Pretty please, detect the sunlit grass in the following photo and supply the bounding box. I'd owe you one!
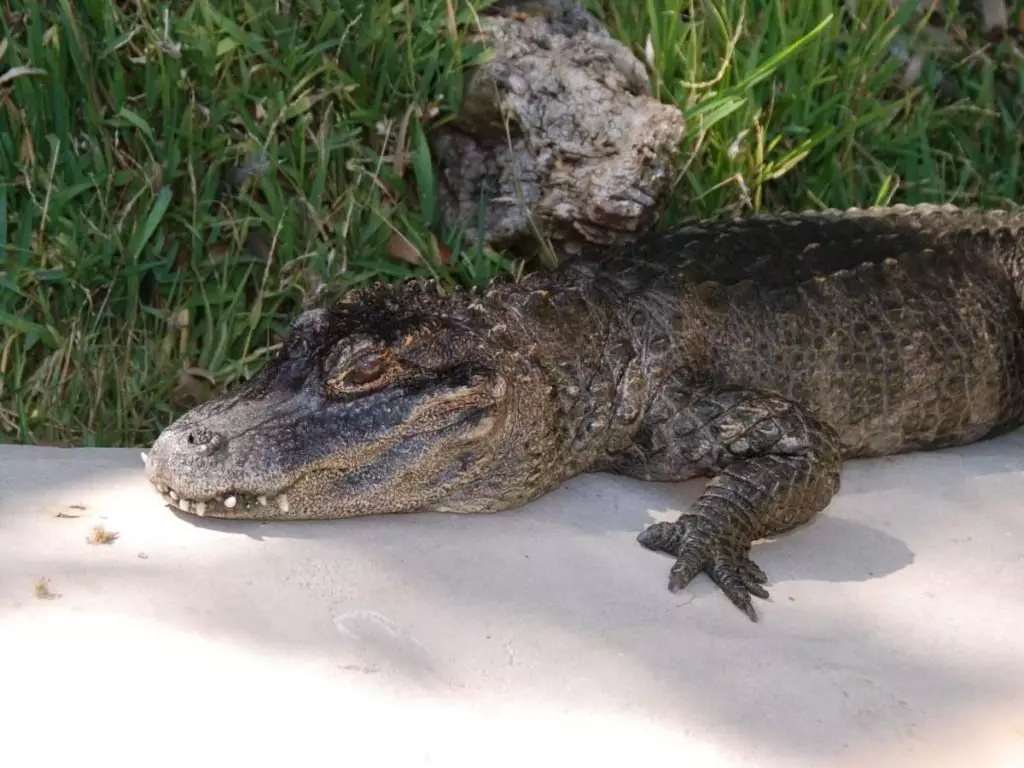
[1,0,1022,446]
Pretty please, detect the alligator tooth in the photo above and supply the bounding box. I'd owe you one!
[224,495,237,509]
[194,501,206,516]
[257,496,268,506]
[277,495,290,513]
[140,451,149,465]
[179,499,190,512]
[169,490,179,501]
[156,483,168,493]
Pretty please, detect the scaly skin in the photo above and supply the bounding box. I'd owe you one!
[144,203,1024,620]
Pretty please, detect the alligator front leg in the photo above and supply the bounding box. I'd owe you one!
[620,389,843,621]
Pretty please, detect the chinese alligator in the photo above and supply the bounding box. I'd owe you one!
[144,203,1024,620]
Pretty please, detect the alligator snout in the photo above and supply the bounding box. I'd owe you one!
[141,419,249,517]
[143,418,231,490]
[150,422,228,462]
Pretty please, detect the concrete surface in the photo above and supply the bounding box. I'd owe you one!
[1,438,1022,768]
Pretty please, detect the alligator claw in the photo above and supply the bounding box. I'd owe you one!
[637,520,686,553]
[638,518,771,622]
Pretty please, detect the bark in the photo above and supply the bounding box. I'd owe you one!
[431,0,686,260]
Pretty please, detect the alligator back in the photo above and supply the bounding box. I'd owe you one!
[569,205,1024,458]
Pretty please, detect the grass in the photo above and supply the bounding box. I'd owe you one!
[1,0,1022,447]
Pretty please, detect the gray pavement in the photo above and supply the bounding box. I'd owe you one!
[1,438,1022,767]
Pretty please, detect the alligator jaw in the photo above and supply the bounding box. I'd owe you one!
[141,452,292,518]
[149,481,291,518]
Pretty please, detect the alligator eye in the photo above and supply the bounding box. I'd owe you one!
[343,356,386,387]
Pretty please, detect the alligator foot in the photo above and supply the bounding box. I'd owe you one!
[621,389,845,621]
[638,517,770,621]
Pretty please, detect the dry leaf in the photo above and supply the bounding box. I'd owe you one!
[19,128,34,166]
[171,307,191,357]
[0,65,47,87]
[435,240,453,265]
[391,104,416,179]
[150,160,164,192]
[182,366,215,384]
[86,524,119,545]
[172,366,215,405]
[172,245,190,271]
[248,100,267,122]
[388,231,423,265]
[34,578,60,600]
[387,232,452,266]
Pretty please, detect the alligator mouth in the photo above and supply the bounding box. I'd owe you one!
[154,484,293,517]
[142,451,293,518]
[140,400,498,519]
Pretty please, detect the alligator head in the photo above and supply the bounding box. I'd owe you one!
[143,280,560,521]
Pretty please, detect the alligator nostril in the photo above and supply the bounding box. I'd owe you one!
[183,426,225,454]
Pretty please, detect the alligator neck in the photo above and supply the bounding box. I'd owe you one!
[463,265,648,474]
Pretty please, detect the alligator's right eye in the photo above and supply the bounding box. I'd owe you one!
[326,350,392,396]
[343,356,385,387]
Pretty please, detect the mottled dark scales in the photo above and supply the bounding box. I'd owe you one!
[144,204,1024,621]
[609,388,842,620]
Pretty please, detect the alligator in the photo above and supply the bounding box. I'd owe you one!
[143,203,1024,621]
